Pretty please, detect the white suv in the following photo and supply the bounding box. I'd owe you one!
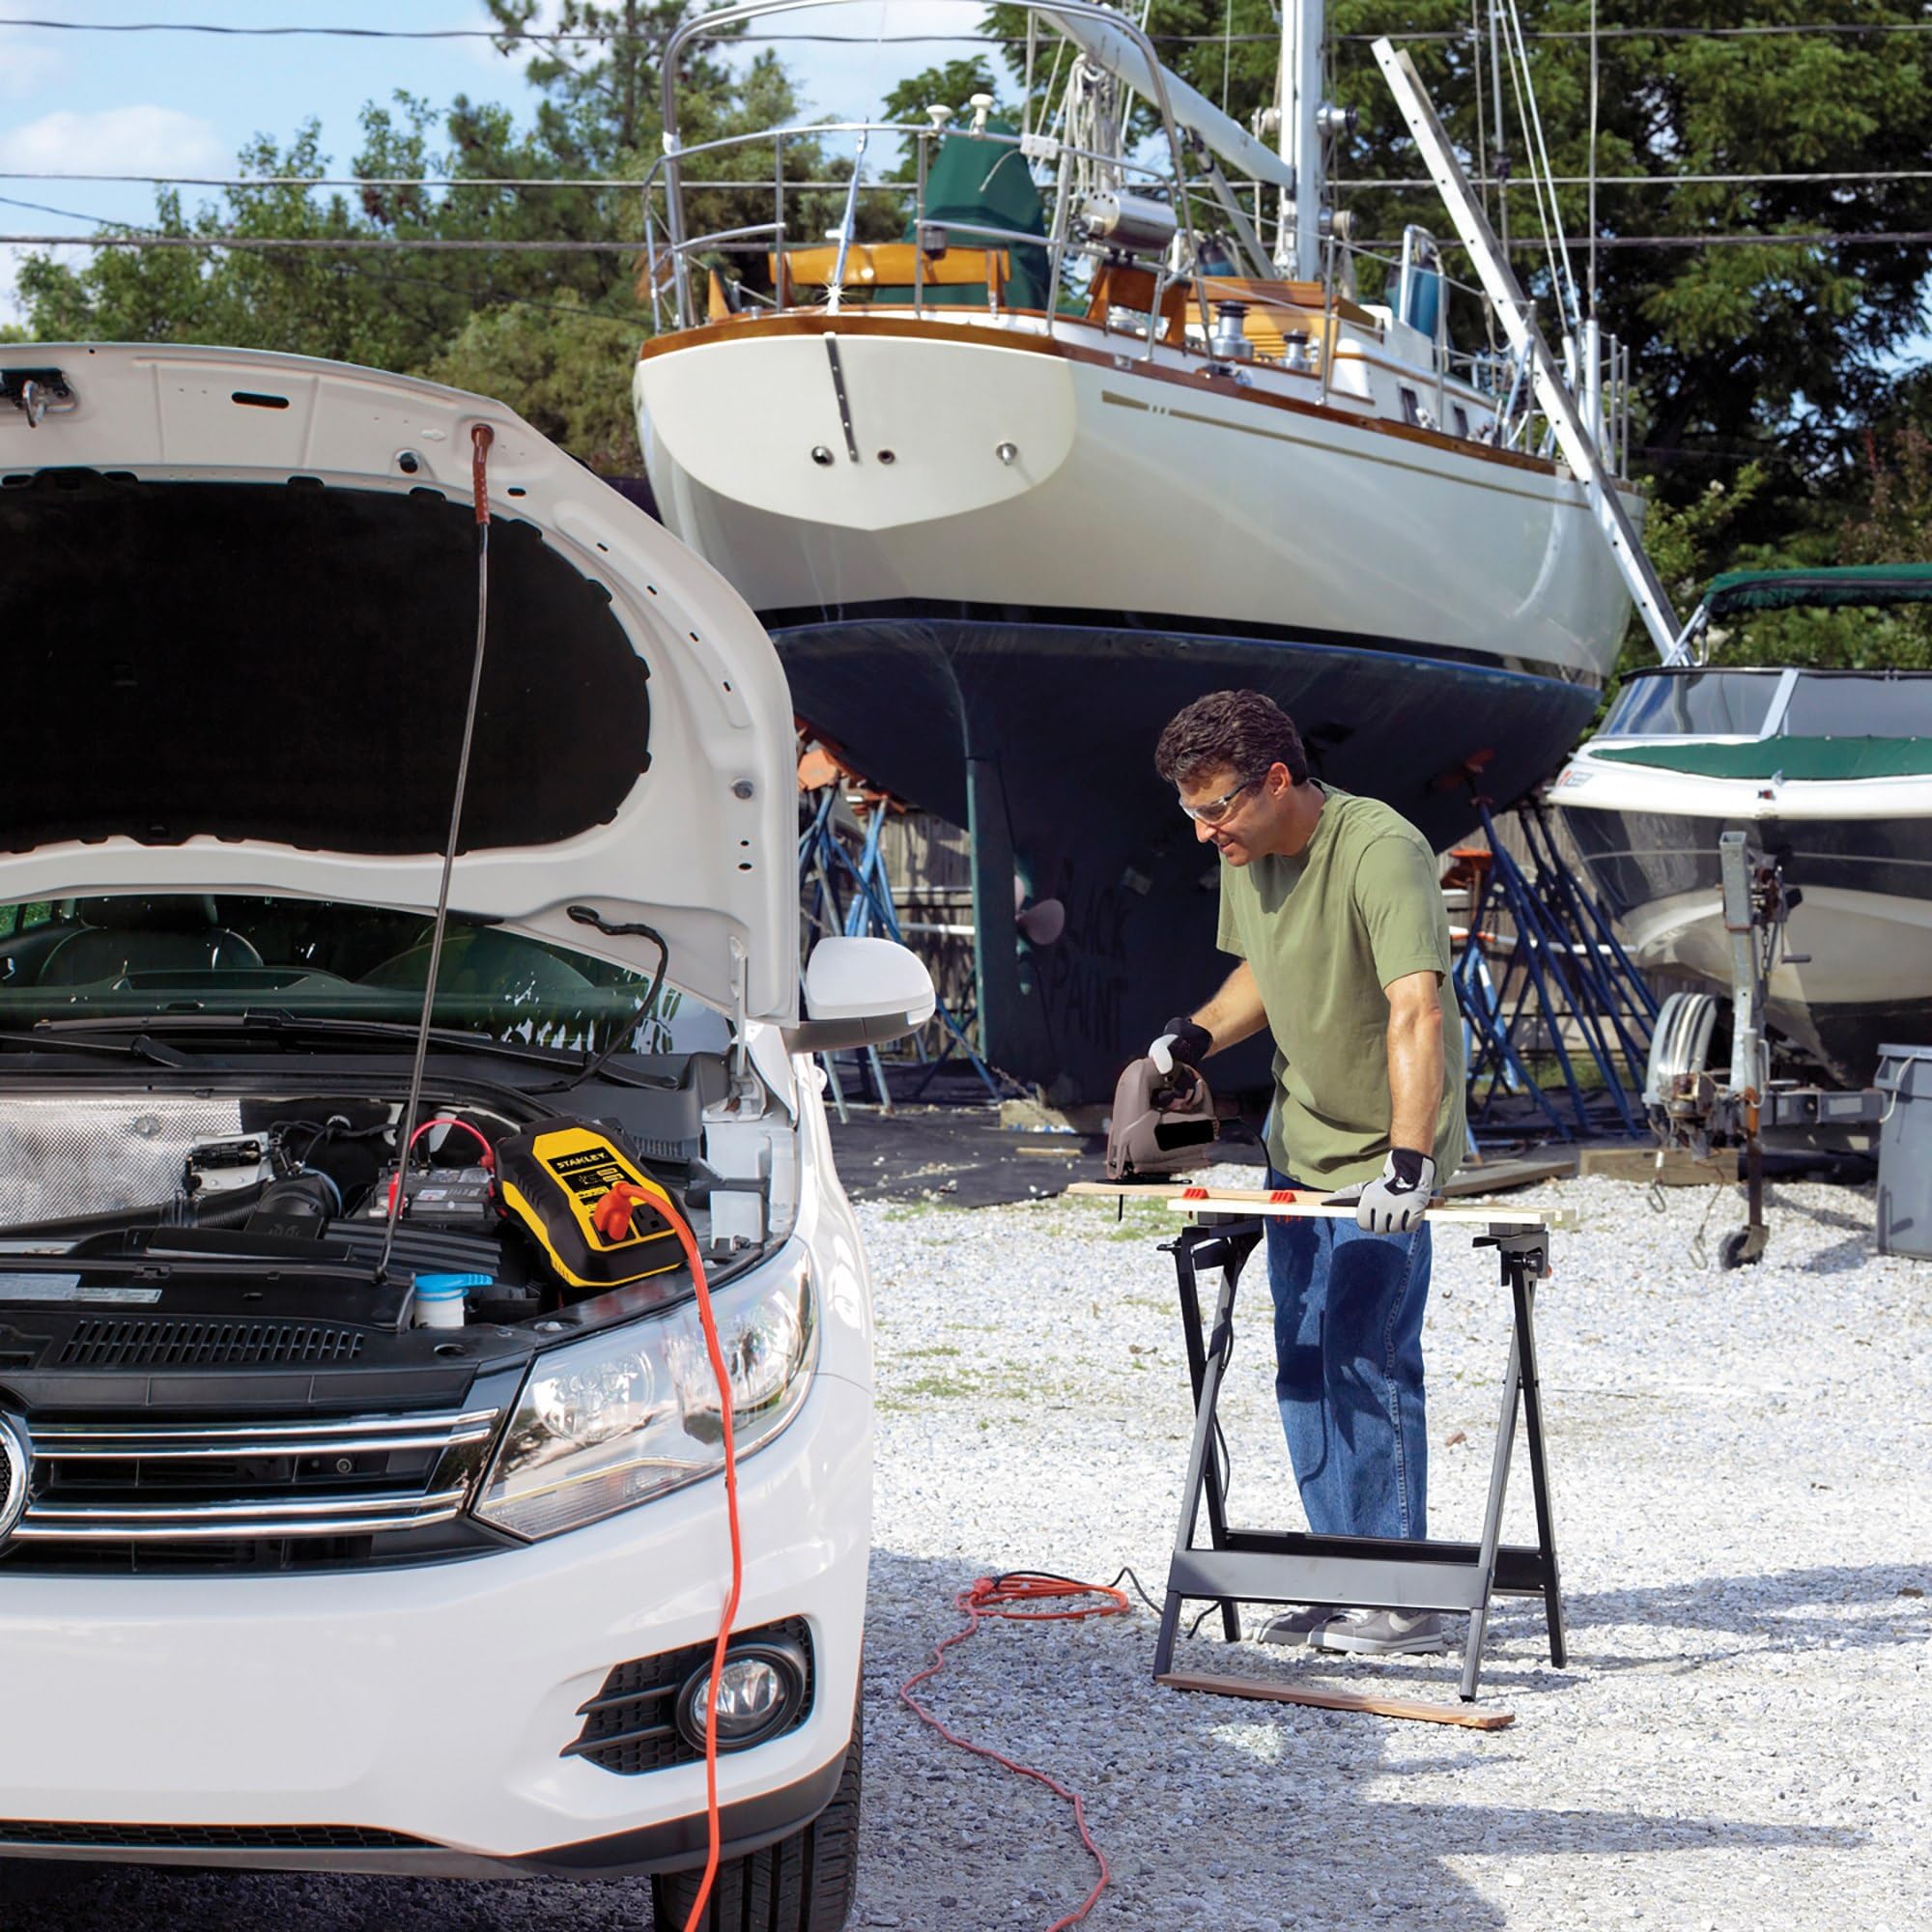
[0,345,929,1930]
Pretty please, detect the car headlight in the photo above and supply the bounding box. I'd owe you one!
[473,1246,816,1541]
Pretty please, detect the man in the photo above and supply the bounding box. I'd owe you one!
[1150,689,1465,1659]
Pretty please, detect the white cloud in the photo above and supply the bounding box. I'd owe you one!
[0,105,227,180]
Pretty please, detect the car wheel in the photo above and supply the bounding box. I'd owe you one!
[651,1702,861,1932]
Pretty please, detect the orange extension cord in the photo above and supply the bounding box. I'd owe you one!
[605,1184,740,1932]
[899,1573,1132,1932]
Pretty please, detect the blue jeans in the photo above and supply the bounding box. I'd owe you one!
[1263,1166,1431,1542]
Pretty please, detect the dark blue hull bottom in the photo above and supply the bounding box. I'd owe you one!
[773,609,1601,1102]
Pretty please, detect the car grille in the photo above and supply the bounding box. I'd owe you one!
[0,1820,432,1852]
[9,1406,504,1559]
[564,1616,815,1776]
[58,1320,367,1368]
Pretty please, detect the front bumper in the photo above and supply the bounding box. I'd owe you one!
[0,1367,870,1877]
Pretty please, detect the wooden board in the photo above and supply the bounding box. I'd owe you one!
[1578,1146,1737,1185]
[1440,1152,1578,1198]
[1158,1669,1514,1729]
[1065,1180,1576,1231]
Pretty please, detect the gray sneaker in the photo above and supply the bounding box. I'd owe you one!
[1310,1608,1447,1657]
[1256,1605,1340,1647]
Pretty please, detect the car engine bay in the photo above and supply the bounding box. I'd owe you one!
[0,1056,797,1377]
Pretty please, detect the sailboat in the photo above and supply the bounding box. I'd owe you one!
[633,1,1644,1099]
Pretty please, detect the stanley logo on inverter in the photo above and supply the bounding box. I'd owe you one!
[497,1120,683,1290]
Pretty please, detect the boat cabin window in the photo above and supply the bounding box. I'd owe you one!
[1779,672,1932,739]
[1602,670,1783,738]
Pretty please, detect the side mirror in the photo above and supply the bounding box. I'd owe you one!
[784,936,937,1053]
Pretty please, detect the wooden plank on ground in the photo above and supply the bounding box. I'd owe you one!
[1577,1146,1736,1185]
[1158,1669,1514,1729]
[1439,1152,1577,1198]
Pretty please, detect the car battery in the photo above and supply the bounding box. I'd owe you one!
[368,1163,498,1230]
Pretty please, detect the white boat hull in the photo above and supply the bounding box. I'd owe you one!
[635,313,1635,679]
[1555,756,1932,1081]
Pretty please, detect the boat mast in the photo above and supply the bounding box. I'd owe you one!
[1279,0,1323,279]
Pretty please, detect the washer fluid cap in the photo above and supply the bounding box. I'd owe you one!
[415,1271,492,1300]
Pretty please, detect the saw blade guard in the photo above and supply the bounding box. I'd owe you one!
[1104,1056,1222,1181]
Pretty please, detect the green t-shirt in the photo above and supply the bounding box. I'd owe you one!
[1215,783,1465,1186]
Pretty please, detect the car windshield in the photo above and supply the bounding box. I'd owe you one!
[1601,670,1784,738]
[0,895,715,1054]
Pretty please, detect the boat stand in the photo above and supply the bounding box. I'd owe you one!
[1152,1209,1565,1703]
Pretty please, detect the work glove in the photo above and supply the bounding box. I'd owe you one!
[1149,1016,1212,1077]
[1323,1149,1437,1235]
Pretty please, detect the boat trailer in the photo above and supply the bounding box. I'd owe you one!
[1643,831,1887,1267]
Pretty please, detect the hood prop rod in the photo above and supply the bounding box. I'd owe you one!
[377,422,496,1287]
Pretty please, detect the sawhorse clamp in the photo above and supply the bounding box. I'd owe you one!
[1150,1201,1566,1704]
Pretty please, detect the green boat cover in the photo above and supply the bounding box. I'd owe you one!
[1702,564,1932,618]
[1597,738,1932,781]
[881,121,1051,311]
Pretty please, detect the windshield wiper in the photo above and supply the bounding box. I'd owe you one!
[27,1011,677,1086]
[0,1027,194,1068]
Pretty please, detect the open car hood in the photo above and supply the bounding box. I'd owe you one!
[0,345,799,1022]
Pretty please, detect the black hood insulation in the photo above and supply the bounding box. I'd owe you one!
[0,470,651,855]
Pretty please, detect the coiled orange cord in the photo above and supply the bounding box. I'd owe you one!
[899,1573,1131,1932]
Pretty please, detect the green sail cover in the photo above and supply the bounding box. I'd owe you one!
[881,121,1051,311]
[1702,564,1932,619]
[1597,738,1932,781]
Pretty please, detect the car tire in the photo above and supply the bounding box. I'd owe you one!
[650,1703,861,1932]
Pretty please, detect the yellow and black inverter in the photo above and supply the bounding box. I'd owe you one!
[497,1119,684,1290]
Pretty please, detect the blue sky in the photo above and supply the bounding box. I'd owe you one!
[0,1,1001,322]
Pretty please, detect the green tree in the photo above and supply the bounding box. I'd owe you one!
[430,297,644,470]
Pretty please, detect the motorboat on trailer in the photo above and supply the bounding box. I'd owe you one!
[634,1,1646,1099]
[1553,564,1932,1088]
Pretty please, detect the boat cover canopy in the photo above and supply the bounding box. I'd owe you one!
[1703,563,1932,617]
[1597,738,1932,781]
[894,122,1050,310]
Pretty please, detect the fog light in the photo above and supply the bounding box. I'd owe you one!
[675,1638,807,1751]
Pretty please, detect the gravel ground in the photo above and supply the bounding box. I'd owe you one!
[4,1166,1925,1930]
[852,1166,1929,1932]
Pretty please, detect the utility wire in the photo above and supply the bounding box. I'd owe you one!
[0,16,1929,43]
[12,169,1931,192]
[9,231,1930,252]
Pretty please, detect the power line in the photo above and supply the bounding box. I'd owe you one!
[0,14,1928,43]
[10,168,1931,193]
[0,235,645,251]
[8,230,1930,253]
[1336,172,1932,188]
[0,174,650,190]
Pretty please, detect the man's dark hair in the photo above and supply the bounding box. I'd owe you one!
[1154,690,1309,789]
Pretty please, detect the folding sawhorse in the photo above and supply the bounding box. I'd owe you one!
[1068,1186,1567,1705]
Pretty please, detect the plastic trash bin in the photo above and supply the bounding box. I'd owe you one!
[1875,1042,1932,1259]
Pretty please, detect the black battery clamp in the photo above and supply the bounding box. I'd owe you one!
[496,1118,683,1290]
